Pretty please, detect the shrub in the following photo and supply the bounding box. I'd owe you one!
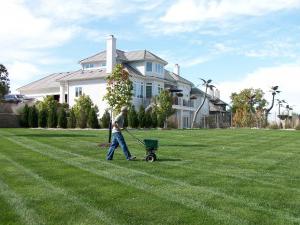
[145,110,152,128]
[157,112,165,128]
[47,105,57,128]
[28,105,38,128]
[58,107,67,128]
[67,108,76,128]
[151,110,158,128]
[295,124,300,130]
[88,107,99,129]
[101,110,111,128]
[268,123,279,130]
[123,113,128,128]
[20,104,29,127]
[73,95,93,129]
[38,107,47,128]
[138,105,146,128]
[128,105,139,128]
[77,110,87,128]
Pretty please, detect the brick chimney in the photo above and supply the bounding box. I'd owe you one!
[106,35,116,74]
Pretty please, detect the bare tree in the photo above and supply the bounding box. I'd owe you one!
[191,78,214,128]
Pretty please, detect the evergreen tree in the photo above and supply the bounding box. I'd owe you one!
[28,105,38,128]
[0,64,10,98]
[88,107,99,129]
[58,107,67,128]
[128,105,139,128]
[38,107,47,128]
[101,110,111,128]
[20,104,29,127]
[77,110,87,128]
[68,108,76,128]
[157,112,165,128]
[47,105,57,128]
[123,113,128,128]
[145,110,152,128]
[151,110,158,128]
[138,105,146,128]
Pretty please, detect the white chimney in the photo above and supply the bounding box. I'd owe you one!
[215,89,220,99]
[174,64,180,75]
[106,35,116,74]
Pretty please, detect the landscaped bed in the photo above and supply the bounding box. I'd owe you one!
[0,128,299,225]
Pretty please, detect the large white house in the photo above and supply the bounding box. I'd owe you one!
[17,35,228,128]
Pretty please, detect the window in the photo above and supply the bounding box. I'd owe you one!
[155,63,164,74]
[157,84,163,94]
[146,62,152,72]
[133,83,137,97]
[75,87,82,97]
[139,82,144,98]
[99,62,106,67]
[146,83,152,98]
[84,63,94,69]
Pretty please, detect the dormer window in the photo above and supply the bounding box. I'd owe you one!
[146,62,152,72]
[84,63,94,69]
[155,63,164,74]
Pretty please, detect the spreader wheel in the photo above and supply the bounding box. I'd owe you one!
[146,153,156,162]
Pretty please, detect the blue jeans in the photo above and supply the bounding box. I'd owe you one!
[106,132,131,160]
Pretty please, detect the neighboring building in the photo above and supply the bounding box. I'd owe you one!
[17,35,228,128]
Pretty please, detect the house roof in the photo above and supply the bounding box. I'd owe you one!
[79,49,168,65]
[57,64,145,82]
[191,87,229,106]
[17,71,74,93]
[164,70,193,86]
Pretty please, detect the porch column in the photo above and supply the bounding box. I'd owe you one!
[59,83,65,104]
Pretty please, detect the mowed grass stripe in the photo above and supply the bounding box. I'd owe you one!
[0,137,206,225]
[33,132,300,222]
[0,177,45,225]
[0,152,121,225]
[2,131,300,224]
[1,131,248,225]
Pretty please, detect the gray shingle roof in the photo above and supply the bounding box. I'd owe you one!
[17,71,74,92]
[164,70,193,85]
[57,69,106,82]
[57,64,145,82]
[79,49,168,65]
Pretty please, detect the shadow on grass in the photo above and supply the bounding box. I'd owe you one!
[160,144,208,147]
[15,134,97,138]
[158,158,182,162]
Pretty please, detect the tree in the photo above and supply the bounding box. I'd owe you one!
[38,106,47,128]
[145,110,152,128]
[138,105,146,128]
[265,86,280,126]
[156,90,175,128]
[88,107,99,129]
[47,105,57,128]
[68,108,76,128]
[58,107,67,128]
[192,79,214,128]
[0,64,10,98]
[73,94,93,128]
[151,110,158,128]
[128,105,139,128]
[103,64,133,113]
[101,110,111,128]
[157,113,165,128]
[28,105,38,128]
[20,104,29,127]
[231,88,267,127]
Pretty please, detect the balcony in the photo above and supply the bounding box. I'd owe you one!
[172,97,194,110]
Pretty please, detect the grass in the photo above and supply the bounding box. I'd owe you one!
[0,128,299,225]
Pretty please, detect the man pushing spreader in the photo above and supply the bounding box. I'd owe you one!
[106,106,136,161]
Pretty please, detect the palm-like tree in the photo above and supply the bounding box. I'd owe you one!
[265,86,280,126]
[191,78,215,128]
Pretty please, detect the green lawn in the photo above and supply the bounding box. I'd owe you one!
[0,128,299,225]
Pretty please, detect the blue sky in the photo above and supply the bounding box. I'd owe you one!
[1,0,300,115]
